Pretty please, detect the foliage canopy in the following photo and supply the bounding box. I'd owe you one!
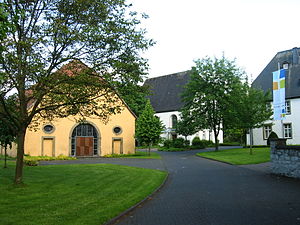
[0,0,153,184]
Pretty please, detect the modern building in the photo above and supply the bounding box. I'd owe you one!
[249,47,300,145]
[144,71,223,143]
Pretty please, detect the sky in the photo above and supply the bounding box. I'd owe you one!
[130,0,300,81]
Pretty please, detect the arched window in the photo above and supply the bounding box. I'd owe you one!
[171,115,178,128]
[71,123,98,156]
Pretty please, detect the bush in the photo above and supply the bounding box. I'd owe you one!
[267,131,279,146]
[163,139,173,148]
[24,155,76,161]
[183,140,190,147]
[192,137,206,149]
[172,138,185,148]
[24,159,38,166]
[220,142,240,146]
[201,140,214,147]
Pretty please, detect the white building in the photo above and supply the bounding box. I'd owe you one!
[144,71,223,143]
[249,47,300,145]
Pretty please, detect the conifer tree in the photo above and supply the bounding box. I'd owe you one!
[136,100,164,155]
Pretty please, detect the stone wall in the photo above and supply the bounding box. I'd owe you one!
[270,139,300,179]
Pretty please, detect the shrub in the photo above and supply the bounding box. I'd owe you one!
[220,142,240,146]
[192,137,206,149]
[267,131,279,146]
[183,140,190,147]
[172,138,185,148]
[201,140,214,147]
[163,139,173,148]
[192,137,201,146]
[24,159,38,166]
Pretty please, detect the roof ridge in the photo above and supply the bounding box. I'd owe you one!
[146,70,191,81]
[276,47,300,55]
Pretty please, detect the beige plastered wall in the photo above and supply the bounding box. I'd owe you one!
[24,105,136,157]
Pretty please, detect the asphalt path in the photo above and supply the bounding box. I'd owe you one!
[41,148,300,225]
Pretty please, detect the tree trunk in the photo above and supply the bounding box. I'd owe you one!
[15,129,26,185]
[249,128,253,155]
[148,143,151,156]
[4,145,7,168]
[213,128,219,151]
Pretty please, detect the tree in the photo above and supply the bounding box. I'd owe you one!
[182,55,244,151]
[226,82,272,154]
[136,100,164,155]
[0,0,153,184]
[175,109,197,140]
[116,82,149,117]
[0,118,16,168]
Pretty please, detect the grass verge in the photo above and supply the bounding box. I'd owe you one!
[196,147,270,165]
[103,151,161,159]
[0,161,166,225]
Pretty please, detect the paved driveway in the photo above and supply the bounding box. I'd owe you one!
[41,148,300,225]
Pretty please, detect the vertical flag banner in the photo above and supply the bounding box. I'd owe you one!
[273,69,286,120]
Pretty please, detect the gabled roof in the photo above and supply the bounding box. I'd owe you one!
[144,71,191,113]
[252,47,300,99]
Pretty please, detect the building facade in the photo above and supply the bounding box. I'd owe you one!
[144,71,223,143]
[6,61,136,157]
[249,47,300,145]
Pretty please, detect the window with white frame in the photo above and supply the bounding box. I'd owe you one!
[263,124,272,140]
[284,123,292,139]
[285,100,291,114]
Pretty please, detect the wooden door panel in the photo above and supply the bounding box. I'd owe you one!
[76,137,93,156]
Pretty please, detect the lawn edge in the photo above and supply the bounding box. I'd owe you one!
[104,171,169,225]
[196,154,234,165]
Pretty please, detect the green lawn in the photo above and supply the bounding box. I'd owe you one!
[196,148,270,165]
[0,161,167,225]
[103,150,161,159]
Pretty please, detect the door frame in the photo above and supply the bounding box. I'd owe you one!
[41,136,55,156]
[112,137,123,154]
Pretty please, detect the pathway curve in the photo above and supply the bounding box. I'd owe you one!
[114,149,300,225]
[41,148,300,225]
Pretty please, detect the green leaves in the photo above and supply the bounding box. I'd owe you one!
[136,100,164,146]
[182,55,245,150]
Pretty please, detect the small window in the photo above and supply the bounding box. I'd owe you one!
[263,124,272,140]
[285,100,291,114]
[113,126,122,135]
[171,115,177,128]
[43,124,54,134]
[282,63,289,69]
[284,123,292,139]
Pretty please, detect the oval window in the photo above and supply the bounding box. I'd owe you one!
[43,124,54,134]
[113,126,122,135]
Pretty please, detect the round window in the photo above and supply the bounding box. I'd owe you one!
[113,126,122,135]
[43,124,54,134]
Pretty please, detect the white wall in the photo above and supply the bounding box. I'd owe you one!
[250,98,300,145]
[155,111,223,144]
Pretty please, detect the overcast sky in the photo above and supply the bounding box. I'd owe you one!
[131,0,300,81]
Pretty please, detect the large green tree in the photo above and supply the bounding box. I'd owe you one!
[225,81,272,154]
[175,109,197,140]
[0,0,153,184]
[135,100,164,155]
[182,56,244,151]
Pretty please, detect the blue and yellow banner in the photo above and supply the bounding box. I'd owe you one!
[273,69,286,120]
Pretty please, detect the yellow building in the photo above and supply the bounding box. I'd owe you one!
[23,62,136,157]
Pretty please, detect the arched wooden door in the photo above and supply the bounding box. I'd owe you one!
[71,124,99,157]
